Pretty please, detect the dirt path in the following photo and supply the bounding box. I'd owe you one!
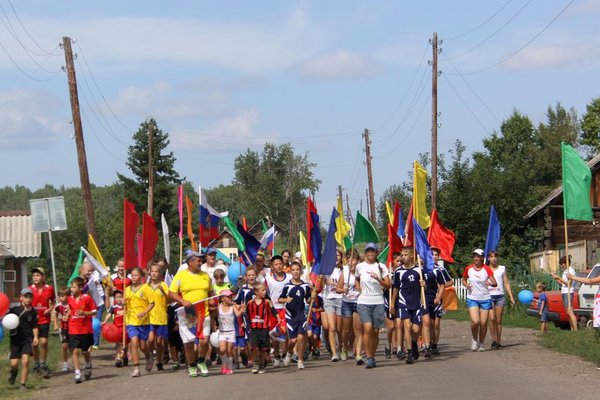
[23,320,599,400]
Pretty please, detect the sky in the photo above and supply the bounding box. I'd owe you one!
[1,0,599,223]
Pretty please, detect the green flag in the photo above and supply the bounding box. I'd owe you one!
[377,244,389,263]
[223,216,246,251]
[562,142,593,221]
[68,248,85,285]
[353,211,380,244]
[261,219,269,234]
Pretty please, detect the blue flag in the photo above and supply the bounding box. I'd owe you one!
[309,208,322,265]
[311,208,338,277]
[413,219,434,273]
[397,206,405,239]
[484,205,501,264]
[237,221,261,265]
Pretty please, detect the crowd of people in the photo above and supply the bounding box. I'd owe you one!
[6,244,520,390]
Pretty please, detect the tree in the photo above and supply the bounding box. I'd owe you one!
[580,97,600,157]
[117,118,182,221]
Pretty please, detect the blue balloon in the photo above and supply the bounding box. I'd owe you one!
[92,318,101,335]
[518,290,534,305]
[227,262,246,285]
[0,325,4,342]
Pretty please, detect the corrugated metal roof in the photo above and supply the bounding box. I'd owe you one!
[0,243,13,257]
[0,214,41,258]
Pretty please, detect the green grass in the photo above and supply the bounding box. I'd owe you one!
[539,329,600,366]
[0,334,61,399]
[444,302,557,331]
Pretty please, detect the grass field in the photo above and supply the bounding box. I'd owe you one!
[444,302,554,330]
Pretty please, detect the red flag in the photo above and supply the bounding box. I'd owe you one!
[185,195,198,252]
[242,216,248,231]
[195,302,207,340]
[123,199,139,270]
[403,203,414,247]
[178,185,183,239]
[306,197,317,264]
[428,209,455,263]
[386,201,404,266]
[139,212,159,269]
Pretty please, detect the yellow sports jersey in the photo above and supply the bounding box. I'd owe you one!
[148,282,169,325]
[125,284,155,326]
[214,282,233,295]
[169,269,212,316]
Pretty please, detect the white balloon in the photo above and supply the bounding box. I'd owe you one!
[209,331,219,348]
[2,313,19,330]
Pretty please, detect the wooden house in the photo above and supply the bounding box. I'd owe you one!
[525,153,600,272]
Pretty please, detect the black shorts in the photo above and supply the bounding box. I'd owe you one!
[60,328,69,344]
[69,334,93,351]
[10,340,33,359]
[38,323,50,339]
[168,329,183,348]
[249,328,270,351]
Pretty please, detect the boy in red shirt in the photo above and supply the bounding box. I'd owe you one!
[67,277,97,383]
[103,290,125,367]
[246,283,281,374]
[54,287,71,372]
[29,266,54,378]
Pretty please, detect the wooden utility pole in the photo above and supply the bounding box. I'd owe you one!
[147,122,154,216]
[366,188,370,220]
[363,128,377,225]
[63,36,97,239]
[431,32,439,210]
[346,193,355,226]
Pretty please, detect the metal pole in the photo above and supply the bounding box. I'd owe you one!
[45,200,59,303]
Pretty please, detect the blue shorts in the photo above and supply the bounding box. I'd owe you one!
[424,299,443,319]
[357,303,386,329]
[466,298,493,310]
[150,324,169,340]
[235,336,247,348]
[307,324,321,336]
[540,308,548,322]
[127,325,150,341]
[491,295,506,307]
[287,319,307,339]
[341,301,357,318]
[400,308,422,324]
[561,293,574,309]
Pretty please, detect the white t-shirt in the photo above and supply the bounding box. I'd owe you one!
[265,272,291,310]
[355,261,389,305]
[463,264,494,301]
[489,265,506,296]
[325,267,343,300]
[561,267,576,294]
[202,262,229,283]
[177,263,188,273]
[341,265,360,303]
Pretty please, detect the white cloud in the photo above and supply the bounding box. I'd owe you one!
[569,0,600,15]
[502,43,600,70]
[0,89,64,150]
[109,81,170,115]
[295,50,380,79]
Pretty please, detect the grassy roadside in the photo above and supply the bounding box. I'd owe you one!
[444,302,551,330]
[0,334,61,399]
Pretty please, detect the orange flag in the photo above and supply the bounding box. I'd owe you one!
[185,195,198,252]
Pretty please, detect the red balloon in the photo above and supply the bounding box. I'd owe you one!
[0,292,9,318]
[101,323,125,344]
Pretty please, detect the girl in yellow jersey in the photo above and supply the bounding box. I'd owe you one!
[147,264,169,372]
[125,267,155,378]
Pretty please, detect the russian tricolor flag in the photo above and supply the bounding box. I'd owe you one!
[260,225,276,251]
[199,186,225,247]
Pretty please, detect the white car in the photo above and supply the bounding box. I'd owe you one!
[574,264,600,325]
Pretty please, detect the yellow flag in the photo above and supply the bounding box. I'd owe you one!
[413,161,431,228]
[87,234,112,287]
[385,201,394,225]
[335,196,352,251]
[298,231,308,267]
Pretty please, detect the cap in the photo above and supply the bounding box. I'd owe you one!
[32,266,45,275]
[21,288,33,296]
[206,247,217,255]
[473,248,484,256]
[186,251,205,262]
[220,289,234,297]
[364,242,378,252]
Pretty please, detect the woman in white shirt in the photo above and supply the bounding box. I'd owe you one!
[336,250,362,364]
[551,256,578,331]
[322,250,344,362]
[487,251,515,350]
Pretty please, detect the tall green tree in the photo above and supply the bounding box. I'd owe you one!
[580,97,600,157]
[116,118,182,220]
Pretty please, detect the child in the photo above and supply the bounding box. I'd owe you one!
[233,267,257,368]
[307,293,323,359]
[166,301,184,371]
[102,290,125,366]
[29,266,54,378]
[147,264,169,371]
[214,269,233,295]
[8,288,39,391]
[54,287,70,372]
[67,277,97,383]
[279,262,313,370]
[536,283,548,333]
[265,255,291,366]
[218,289,244,374]
[246,283,281,374]
[125,267,155,377]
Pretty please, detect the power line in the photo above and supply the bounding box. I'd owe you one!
[448,0,575,75]
[79,107,126,163]
[445,0,515,41]
[447,0,534,60]
[0,38,58,82]
[442,73,490,134]
[5,0,61,56]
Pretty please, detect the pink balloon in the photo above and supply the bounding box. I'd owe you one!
[0,293,9,318]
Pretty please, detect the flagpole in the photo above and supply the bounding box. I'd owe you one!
[563,218,572,309]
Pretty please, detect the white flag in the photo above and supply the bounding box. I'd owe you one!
[161,213,170,264]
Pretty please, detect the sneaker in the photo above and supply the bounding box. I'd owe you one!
[396,350,407,360]
[74,371,82,383]
[221,366,227,375]
[431,345,440,356]
[471,339,479,351]
[290,353,299,363]
[92,345,99,351]
[356,356,365,365]
[197,362,209,377]
[62,362,70,372]
[384,346,392,359]
[145,357,154,372]
[41,364,51,379]
[188,367,199,377]
[348,351,355,359]
[424,346,432,358]
[115,359,123,368]
[491,341,497,350]
[283,354,291,367]
[157,363,164,371]
[84,364,92,380]
[365,357,375,369]
[172,363,181,371]
[340,350,348,361]
[225,368,233,375]
[33,363,40,374]
[19,384,27,391]
[314,349,320,357]
[297,361,305,370]
[241,353,248,366]
[411,342,420,360]
[273,358,282,368]
[123,356,129,367]
[252,365,259,374]
[9,369,17,385]
[406,352,415,365]
[131,368,140,378]
[258,366,266,374]
[331,355,339,362]
[478,344,487,352]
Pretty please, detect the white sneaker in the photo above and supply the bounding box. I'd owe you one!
[471,339,479,351]
[297,361,305,370]
[478,344,487,352]
[62,362,70,372]
[273,358,282,368]
[283,354,291,367]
